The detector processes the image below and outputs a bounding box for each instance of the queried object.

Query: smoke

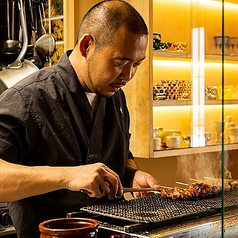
[177,151,232,182]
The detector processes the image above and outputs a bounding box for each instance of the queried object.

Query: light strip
[198,0,238,9]
[191,27,206,147]
[153,60,191,67]
[153,0,238,9]
[154,60,238,68]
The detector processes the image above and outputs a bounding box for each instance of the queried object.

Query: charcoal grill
[68,191,238,237]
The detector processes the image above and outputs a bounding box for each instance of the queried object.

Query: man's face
[84,27,148,97]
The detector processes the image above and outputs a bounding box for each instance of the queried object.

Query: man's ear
[79,35,94,57]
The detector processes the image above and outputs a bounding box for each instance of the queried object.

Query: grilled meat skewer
[190,177,238,191]
[161,182,220,200]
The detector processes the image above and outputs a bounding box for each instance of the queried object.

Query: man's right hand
[64,162,123,200]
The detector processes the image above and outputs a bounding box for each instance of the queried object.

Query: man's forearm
[0,159,66,202]
[0,159,124,202]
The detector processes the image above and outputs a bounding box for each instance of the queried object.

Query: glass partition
[151,0,238,236]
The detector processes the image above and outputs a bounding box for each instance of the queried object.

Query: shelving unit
[153,143,238,158]
[153,99,238,107]
[124,0,238,159]
[153,50,238,61]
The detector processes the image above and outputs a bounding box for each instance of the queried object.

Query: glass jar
[153,33,161,50]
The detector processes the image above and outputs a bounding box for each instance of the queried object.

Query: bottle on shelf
[224,116,236,143]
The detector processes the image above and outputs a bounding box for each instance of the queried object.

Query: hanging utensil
[35,33,56,61]
[7,0,29,69]
[11,0,15,40]
[0,0,39,93]
[35,1,56,62]
[3,0,21,52]
[38,2,46,34]
[7,0,10,40]
[27,0,42,68]
[19,21,23,43]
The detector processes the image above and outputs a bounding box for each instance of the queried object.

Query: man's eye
[115,62,122,66]
[114,61,127,67]
[133,61,142,67]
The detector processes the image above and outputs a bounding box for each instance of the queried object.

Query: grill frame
[80,192,238,233]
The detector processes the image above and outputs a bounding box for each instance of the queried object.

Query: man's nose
[121,65,136,81]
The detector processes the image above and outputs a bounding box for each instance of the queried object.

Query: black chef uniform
[0,51,133,238]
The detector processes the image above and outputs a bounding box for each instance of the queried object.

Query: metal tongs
[80,186,170,196]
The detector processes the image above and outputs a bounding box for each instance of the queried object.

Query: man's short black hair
[77,0,148,48]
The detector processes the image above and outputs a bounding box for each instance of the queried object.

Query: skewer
[189,178,200,182]
[160,185,173,189]
[175,181,188,186]
[204,176,217,180]
[203,176,229,181]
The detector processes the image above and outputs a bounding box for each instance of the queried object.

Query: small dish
[159,41,172,51]
[173,41,187,52]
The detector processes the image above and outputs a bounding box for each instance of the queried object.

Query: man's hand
[64,162,123,200]
[131,170,160,197]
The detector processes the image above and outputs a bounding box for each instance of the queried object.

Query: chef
[0,1,159,237]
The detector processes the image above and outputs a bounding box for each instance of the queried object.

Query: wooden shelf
[153,143,238,158]
[153,50,238,62]
[153,99,238,107]
[153,50,191,59]
[153,100,190,106]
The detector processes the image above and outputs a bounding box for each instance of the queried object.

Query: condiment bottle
[225,116,236,143]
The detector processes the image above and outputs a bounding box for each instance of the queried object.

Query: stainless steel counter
[141,208,238,237]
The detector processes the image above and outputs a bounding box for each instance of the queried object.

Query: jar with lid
[153,127,163,150]
[153,33,161,50]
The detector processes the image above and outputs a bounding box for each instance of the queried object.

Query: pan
[0,0,38,94]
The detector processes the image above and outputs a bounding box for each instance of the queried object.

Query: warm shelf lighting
[153,105,191,111]
[191,27,206,147]
[196,0,238,9]
[154,60,237,68]
[168,0,238,9]
[153,60,191,67]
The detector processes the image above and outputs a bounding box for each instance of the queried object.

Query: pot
[159,129,181,143]
[39,218,99,238]
[0,0,38,94]
[0,59,38,91]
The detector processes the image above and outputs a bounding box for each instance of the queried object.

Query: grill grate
[81,191,238,224]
